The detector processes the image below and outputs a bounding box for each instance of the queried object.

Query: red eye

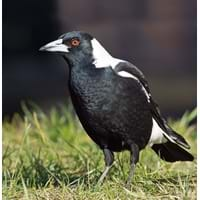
[71,38,80,47]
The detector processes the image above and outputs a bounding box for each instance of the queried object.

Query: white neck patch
[91,38,124,68]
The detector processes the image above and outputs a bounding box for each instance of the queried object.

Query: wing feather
[114,61,190,149]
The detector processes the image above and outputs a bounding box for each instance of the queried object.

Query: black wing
[114,61,190,149]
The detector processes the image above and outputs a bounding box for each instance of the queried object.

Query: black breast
[68,65,152,151]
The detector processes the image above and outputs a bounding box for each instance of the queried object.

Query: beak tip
[39,46,46,51]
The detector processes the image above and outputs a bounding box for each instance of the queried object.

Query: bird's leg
[126,143,139,189]
[97,148,114,185]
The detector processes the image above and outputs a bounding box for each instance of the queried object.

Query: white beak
[39,39,69,53]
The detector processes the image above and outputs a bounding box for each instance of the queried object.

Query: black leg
[126,143,139,188]
[97,148,114,184]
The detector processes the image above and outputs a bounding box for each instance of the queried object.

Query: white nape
[91,38,124,68]
[148,119,168,147]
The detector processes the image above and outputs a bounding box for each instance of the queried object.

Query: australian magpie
[40,31,194,186]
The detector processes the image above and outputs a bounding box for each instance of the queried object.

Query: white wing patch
[117,71,138,80]
[117,71,150,101]
[148,119,168,146]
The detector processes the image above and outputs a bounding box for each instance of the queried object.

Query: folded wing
[114,61,190,149]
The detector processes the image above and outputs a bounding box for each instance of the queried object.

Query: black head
[40,31,94,66]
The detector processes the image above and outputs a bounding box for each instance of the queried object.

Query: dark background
[3,0,197,118]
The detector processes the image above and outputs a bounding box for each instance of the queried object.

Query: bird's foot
[125,180,132,190]
[97,166,111,185]
[125,163,135,189]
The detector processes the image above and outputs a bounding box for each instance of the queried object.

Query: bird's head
[39,31,96,66]
[40,31,115,68]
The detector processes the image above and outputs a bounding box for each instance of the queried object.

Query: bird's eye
[70,38,80,47]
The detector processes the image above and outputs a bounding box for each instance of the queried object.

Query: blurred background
[3,0,196,118]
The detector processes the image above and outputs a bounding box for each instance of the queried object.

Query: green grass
[3,104,197,200]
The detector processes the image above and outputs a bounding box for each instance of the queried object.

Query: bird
[39,31,194,186]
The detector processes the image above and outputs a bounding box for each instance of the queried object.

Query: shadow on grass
[151,175,196,185]
[3,152,101,189]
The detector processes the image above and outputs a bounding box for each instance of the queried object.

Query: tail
[152,141,194,162]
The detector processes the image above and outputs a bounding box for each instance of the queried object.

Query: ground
[3,104,197,200]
